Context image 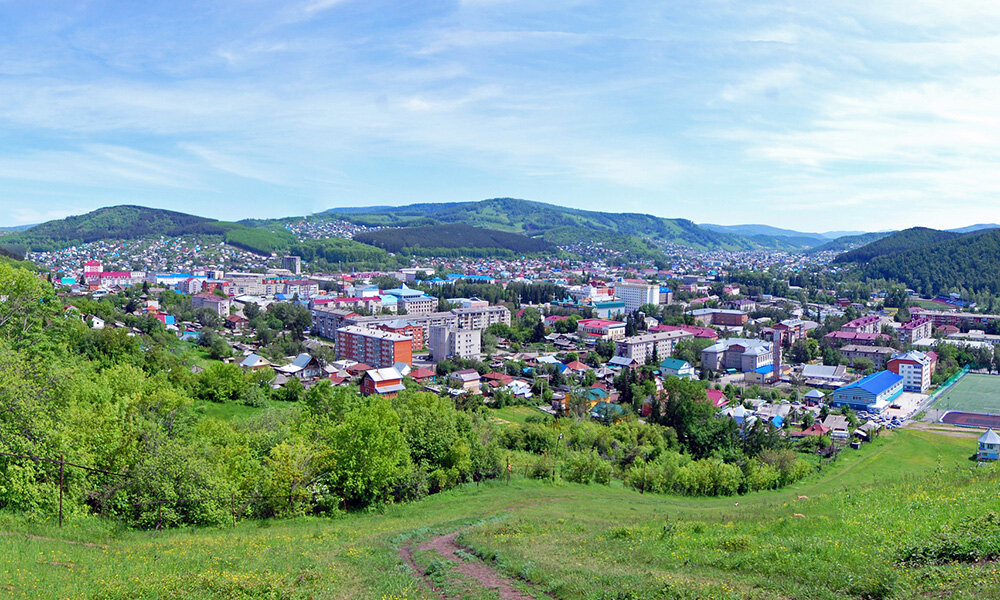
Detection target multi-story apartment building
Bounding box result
[898,316,933,344]
[615,330,692,363]
[887,351,933,393]
[576,318,626,340]
[909,308,1000,329]
[451,305,511,329]
[701,338,774,373]
[428,325,481,361]
[192,293,232,317]
[334,325,412,368]
[841,315,883,334]
[840,344,896,370]
[377,319,424,352]
[688,308,749,328]
[614,279,659,313]
[399,294,436,315]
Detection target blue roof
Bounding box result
[839,370,903,395]
[754,365,774,375]
[771,415,784,428]
[660,286,673,293]
[660,358,689,370]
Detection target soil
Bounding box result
[401,530,539,600]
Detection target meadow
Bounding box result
[932,373,1000,414]
[3,429,998,600]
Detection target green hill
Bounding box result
[807,230,894,254]
[859,228,1000,295]
[0,205,296,256]
[833,227,961,264]
[354,223,556,256]
[324,198,754,252]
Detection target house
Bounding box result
[409,367,436,383]
[239,354,272,372]
[659,358,695,378]
[803,389,826,405]
[576,318,626,340]
[274,353,323,379]
[791,422,831,438]
[449,369,482,393]
[822,415,851,441]
[720,405,757,429]
[590,401,625,424]
[978,429,1000,460]
[565,360,592,375]
[607,355,639,370]
[832,370,904,414]
[706,389,729,408]
[360,368,406,397]
[225,314,248,331]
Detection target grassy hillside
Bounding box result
[833,227,960,263]
[0,205,298,256]
[355,223,556,255]
[5,429,998,600]
[325,198,754,251]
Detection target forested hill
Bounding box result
[832,227,961,263]
[858,228,1000,296]
[353,223,555,256]
[324,198,753,251]
[806,231,894,254]
[0,205,297,256]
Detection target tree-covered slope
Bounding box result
[354,223,555,255]
[0,205,297,256]
[859,228,1000,295]
[325,198,754,251]
[807,231,894,254]
[833,227,960,263]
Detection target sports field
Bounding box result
[932,373,1000,413]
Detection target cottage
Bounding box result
[360,368,406,397]
[978,429,1000,460]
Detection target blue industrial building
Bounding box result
[831,370,904,413]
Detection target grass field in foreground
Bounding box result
[1,429,996,600]
[932,373,1000,414]
[489,405,550,426]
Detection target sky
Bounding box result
[3,1,1000,231]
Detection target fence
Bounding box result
[926,365,971,405]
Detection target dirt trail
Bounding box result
[401,530,538,600]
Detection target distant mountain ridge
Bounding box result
[833,227,962,264]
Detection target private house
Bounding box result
[978,429,1000,460]
[449,369,482,394]
[239,354,272,372]
[803,389,826,405]
[225,314,248,331]
[822,415,851,441]
[831,370,904,414]
[659,358,695,378]
[274,353,323,379]
[360,368,406,397]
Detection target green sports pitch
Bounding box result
[932,373,1000,414]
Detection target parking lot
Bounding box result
[879,391,928,422]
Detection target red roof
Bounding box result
[650,324,717,339]
[409,367,436,380]
[578,318,624,329]
[565,360,591,371]
[794,423,831,437]
[83,260,101,266]
[706,389,728,408]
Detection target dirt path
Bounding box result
[401,530,539,600]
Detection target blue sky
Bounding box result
[2,1,1000,231]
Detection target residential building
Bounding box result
[239,354,272,372]
[451,305,511,329]
[840,345,896,370]
[360,367,406,397]
[615,330,693,363]
[978,429,1000,461]
[192,293,232,317]
[648,324,718,340]
[399,294,436,315]
[449,369,482,393]
[688,308,749,327]
[887,351,933,393]
[701,338,774,373]
[378,319,424,352]
[282,255,302,275]
[831,370,904,413]
[614,279,659,313]
[577,318,626,340]
[335,325,413,368]
[659,358,695,378]
[823,331,891,346]
[841,315,883,334]
[429,325,481,361]
[899,316,933,344]
[310,307,358,338]
[909,307,1000,329]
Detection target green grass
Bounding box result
[931,373,1000,414]
[489,405,550,426]
[192,398,297,421]
[3,429,999,600]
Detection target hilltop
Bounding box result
[0,205,295,256]
[832,227,961,264]
[323,197,754,253]
[857,228,1000,295]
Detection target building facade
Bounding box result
[831,370,904,413]
[887,351,932,393]
[335,325,413,368]
[701,338,774,373]
[614,280,659,313]
[615,330,692,363]
[428,325,481,361]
